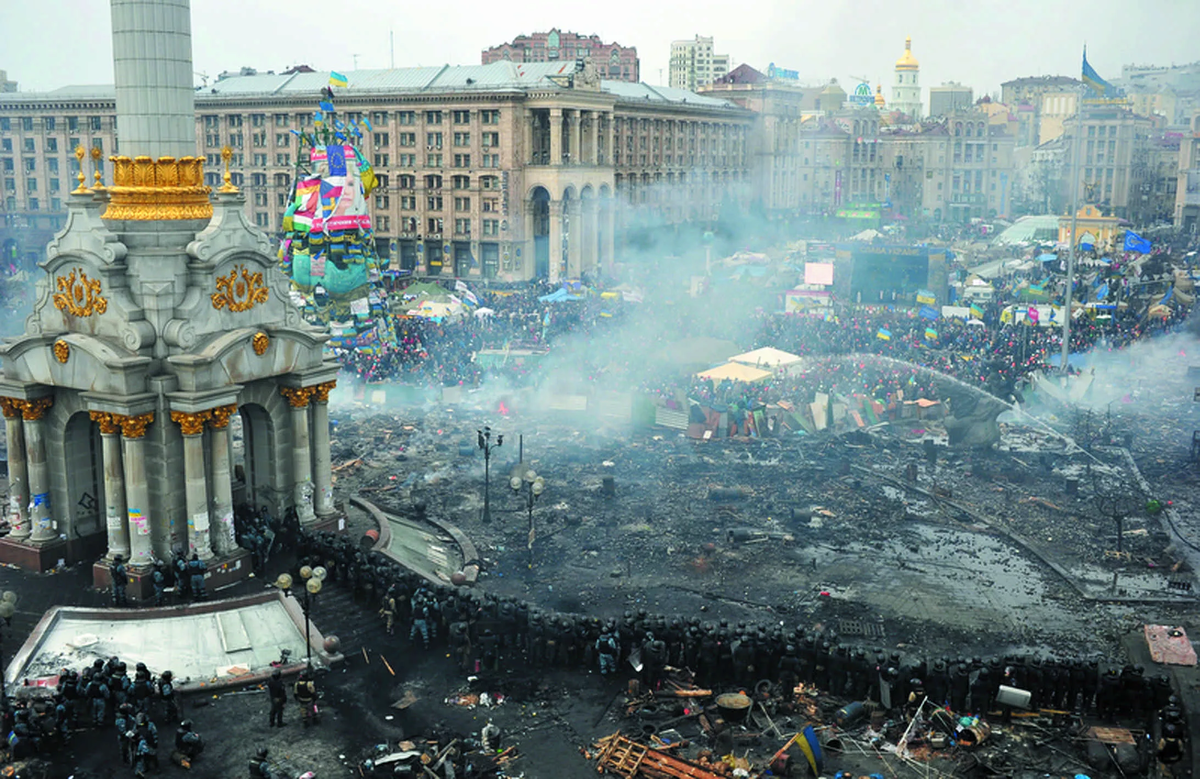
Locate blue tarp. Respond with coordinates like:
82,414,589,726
538,288,584,303
1038,253,1058,262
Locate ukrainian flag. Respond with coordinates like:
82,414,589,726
1081,50,1116,97
969,303,983,319
924,327,938,340
877,328,891,341
329,71,349,88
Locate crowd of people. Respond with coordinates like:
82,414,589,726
300,530,1184,745
4,656,203,776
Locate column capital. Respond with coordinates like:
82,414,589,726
170,409,212,436
311,380,337,404
16,397,53,421
0,397,22,419
89,410,120,435
113,412,154,439
549,107,563,116
208,404,238,429
280,386,315,408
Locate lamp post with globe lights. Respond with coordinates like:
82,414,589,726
510,470,545,566
0,591,16,706
275,566,325,667
477,426,503,524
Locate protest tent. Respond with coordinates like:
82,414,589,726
729,347,802,369
407,299,466,321
538,287,586,303
695,362,774,384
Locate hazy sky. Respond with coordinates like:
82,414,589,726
3,0,1195,98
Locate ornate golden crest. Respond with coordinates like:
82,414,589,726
211,264,269,313
53,267,108,318
52,340,70,364
252,331,270,355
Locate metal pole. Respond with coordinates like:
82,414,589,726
304,595,312,666
482,445,491,523
519,434,523,464
1061,87,1085,375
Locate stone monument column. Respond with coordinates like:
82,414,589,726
171,410,213,559
115,413,155,566
310,382,336,517
207,404,237,555
280,387,316,524
22,398,55,542
90,411,130,560
0,399,30,539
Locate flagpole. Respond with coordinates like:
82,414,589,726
1061,83,1085,376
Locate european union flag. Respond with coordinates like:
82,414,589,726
319,101,335,113
919,304,939,320
1123,230,1152,254
1082,49,1119,98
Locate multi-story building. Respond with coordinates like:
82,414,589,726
0,61,750,281
1174,111,1200,230
1117,62,1200,125
890,36,922,120
1000,75,1081,147
669,36,730,93
481,29,639,83
928,83,972,118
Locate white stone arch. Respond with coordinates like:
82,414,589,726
235,379,293,518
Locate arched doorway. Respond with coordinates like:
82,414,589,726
239,404,277,515
530,186,550,279
63,411,105,541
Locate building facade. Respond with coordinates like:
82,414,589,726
1174,111,1200,230
669,36,731,93
929,83,973,118
1,61,750,284
481,29,639,83
1000,75,1081,148
891,37,922,120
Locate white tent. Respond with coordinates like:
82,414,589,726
729,347,802,369
695,362,774,384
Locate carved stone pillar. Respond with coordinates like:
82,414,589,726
311,381,336,517
549,108,563,166
207,404,237,555
171,410,213,560
0,399,29,539
523,109,534,164
590,111,600,165
568,110,581,164
566,198,583,279
115,412,155,566
280,387,316,524
548,199,563,284
22,398,55,542
90,412,129,560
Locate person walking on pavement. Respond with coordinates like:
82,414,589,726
110,555,129,607
267,669,287,728
379,586,397,636
158,670,178,724
293,668,317,727
188,553,207,600
151,561,167,607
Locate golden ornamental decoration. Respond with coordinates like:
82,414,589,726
0,398,22,420
88,410,120,435
280,386,315,409
52,340,70,364
311,380,337,404
102,155,213,221
72,145,90,194
219,146,239,194
170,409,212,436
53,267,108,318
208,404,238,430
17,397,53,422
212,264,270,313
90,146,106,190
252,331,270,356
113,412,154,439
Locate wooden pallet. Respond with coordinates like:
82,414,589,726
594,734,723,779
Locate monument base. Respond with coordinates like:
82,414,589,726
0,536,69,572
92,548,254,602
307,512,347,534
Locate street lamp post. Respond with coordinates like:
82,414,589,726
477,426,503,524
0,591,17,708
510,470,545,567
275,566,325,667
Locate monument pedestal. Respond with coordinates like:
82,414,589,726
92,547,253,601
308,512,347,535
0,536,69,572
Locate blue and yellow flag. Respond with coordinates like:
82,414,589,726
924,327,938,340
1081,50,1117,97
969,303,984,319
877,328,891,341
329,71,349,88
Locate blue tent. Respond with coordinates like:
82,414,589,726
538,288,584,303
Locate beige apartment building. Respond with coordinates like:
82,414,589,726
1,61,751,281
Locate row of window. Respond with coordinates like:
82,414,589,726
372,193,503,212
2,136,105,155
200,109,502,130
0,116,107,133
2,196,63,211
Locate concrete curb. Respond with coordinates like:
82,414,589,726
350,496,479,585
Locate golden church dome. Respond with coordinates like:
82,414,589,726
895,36,919,71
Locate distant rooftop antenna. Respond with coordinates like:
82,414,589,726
194,71,210,88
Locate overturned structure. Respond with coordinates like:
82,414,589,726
0,0,340,587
